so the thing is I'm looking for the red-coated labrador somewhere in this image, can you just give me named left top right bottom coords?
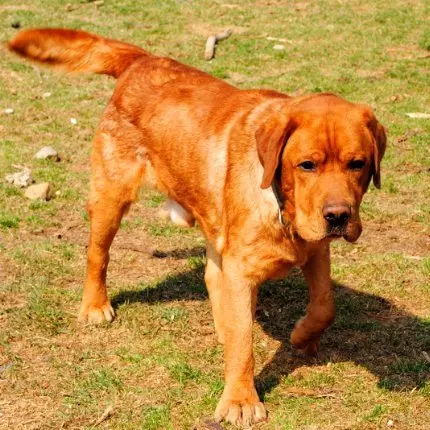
left=9, top=28, right=386, bottom=426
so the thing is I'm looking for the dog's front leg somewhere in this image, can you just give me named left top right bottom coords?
left=290, top=243, right=335, bottom=355
left=204, top=242, right=225, bottom=344
left=214, top=257, right=267, bottom=427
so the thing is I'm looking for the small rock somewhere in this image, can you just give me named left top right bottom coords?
left=65, top=3, right=73, bottom=11
left=42, top=92, right=52, bottom=99
left=5, top=168, right=32, bottom=188
left=273, top=44, right=285, bottom=51
left=70, top=117, right=77, bottom=125
left=34, top=146, right=60, bottom=161
left=55, top=190, right=61, bottom=196
left=387, top=419, right=394, bottom=427
left=25, top=183, right=52, bottom=201
left=10, top=89, right=17, bottom=96
left=4, top=108, right=14, bottom=115
left=389, top=95, right=402, bottom=102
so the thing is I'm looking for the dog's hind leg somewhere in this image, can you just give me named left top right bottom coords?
left=78, top=130, right=144, bottom=324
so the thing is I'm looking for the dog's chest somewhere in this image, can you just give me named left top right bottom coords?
left=234, top=231, right=313, bottom=282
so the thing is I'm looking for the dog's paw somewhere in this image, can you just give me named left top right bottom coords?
left=292, top=339, right=320, bottom=357
left=215, top=397, right=267, bottom=427
left=78, top=302, right=115, bottom=324
left=290, top=317, right=323, bottom=356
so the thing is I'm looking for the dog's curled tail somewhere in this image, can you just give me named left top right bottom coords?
left=8, top=28, right=150, bottom=78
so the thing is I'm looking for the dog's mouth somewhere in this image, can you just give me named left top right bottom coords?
left=325, top=222, right=347, bottom=238
left=326, top=221, right=362, bottom=243
left=295, top=214, right=362, bottom=243
left=326, top=231, right=346, bottom=242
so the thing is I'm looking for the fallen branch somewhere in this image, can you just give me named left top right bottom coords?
left=91, top=405, right=114, bottom=427
left=54, top=220, right=82, bottom=239
left=280, top=387, right=338, bottom=398
left=204, top=30, right=232, bottom=61
left=116, top=244, right=153, bottom=254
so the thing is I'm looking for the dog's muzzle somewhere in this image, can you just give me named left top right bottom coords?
left=323, top=203, right=350, bottom=234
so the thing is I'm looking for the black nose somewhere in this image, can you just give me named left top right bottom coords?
left=323, top=204, right=351, bottom=227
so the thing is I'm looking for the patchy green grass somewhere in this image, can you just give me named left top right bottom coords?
left=0, top=0, right=429, bottom=429
left=144, top=190, right=166, bottom=208
left=146, top=221, right=196, bottom=238
left=0, top=212, right=20, bottom=229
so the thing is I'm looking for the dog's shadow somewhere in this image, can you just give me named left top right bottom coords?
left=112, top=250, right=430, bottom=398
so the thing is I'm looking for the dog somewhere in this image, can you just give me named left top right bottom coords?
left=9, top=28, right=386, bottom=427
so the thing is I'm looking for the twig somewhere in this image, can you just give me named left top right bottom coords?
left=11, top=164, right=29, bottom=170
left=91, top=405, right=114, bottom=427
left=281, top=387, right=338, bottom=398
left=116, top=244, right=153, bottom=254
left=204, top=30, right=232, bottom=60
left=54, top=220, right=82, bottom=239
left=32, top=65, right=43, bottom=83
left=265, top=36, right=292, bottom=43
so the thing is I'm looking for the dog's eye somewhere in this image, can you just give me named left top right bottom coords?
left=348, top=159, right=366, bottom=170
left=298, top=161, right=316, bottom=171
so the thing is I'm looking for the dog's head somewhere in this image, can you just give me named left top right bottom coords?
left=256, top=93, right=386, bottom=242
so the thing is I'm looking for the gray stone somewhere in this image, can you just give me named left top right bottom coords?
left=5, top=168, right=32, bottom=187
left=34, top=146, right=60, bottom=161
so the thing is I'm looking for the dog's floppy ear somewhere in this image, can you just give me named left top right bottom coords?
left=368, top=116, right=387, bottom=189
left=256, top=116, right=296, bottom=189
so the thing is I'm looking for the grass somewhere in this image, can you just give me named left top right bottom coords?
left=0, top=0, right=429, bottom=429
